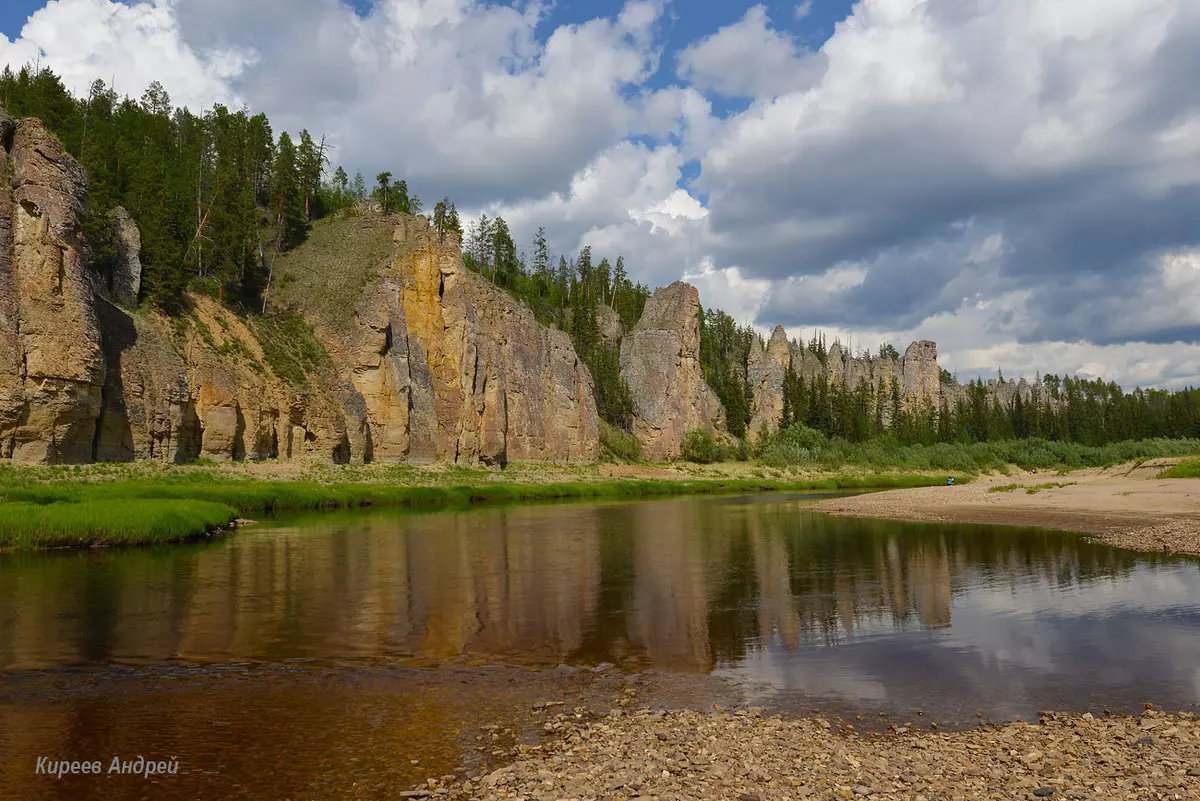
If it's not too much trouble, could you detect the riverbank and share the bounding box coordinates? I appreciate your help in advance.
[0,461,967,551]
[431,704,1200,800]
[816,458,1200,557]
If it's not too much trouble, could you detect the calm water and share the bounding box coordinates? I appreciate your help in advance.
[2,494,1200,799]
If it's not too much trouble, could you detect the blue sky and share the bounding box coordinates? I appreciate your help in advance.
[2,0,1200,389]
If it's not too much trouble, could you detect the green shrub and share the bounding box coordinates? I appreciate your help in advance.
[750,432,1200,473]
[599,422,642,462]
[681,428,719,464]
[1161,458,1200,478]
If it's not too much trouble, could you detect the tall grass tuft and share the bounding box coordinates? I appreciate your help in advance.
[1161,459,1200,479]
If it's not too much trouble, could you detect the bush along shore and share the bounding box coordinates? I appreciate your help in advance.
[0,466,965,552]
[429,703,1200,801]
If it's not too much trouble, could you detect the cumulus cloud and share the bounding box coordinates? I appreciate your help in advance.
[675,5,827,99]
[0,0,247,108]
[2,0,1199,389]
[699,0,1200,350]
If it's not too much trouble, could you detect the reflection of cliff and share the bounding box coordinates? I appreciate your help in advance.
[627,501,715,670]
[0,501,1159,672]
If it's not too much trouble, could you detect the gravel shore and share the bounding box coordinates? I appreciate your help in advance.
[814,461,1200,557]
[421,702,1199,801]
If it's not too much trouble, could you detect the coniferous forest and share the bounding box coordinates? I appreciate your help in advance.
[3,64,1199,460]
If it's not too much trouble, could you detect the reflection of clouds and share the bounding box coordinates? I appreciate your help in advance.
[721,588,1200,719]
[720,643,889,702]
[965,564,1200,618]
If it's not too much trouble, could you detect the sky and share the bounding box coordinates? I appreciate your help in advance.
[2,0,1199,389]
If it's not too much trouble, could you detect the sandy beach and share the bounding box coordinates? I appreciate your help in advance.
[814,459,1200,557]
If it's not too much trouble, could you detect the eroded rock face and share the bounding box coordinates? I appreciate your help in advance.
[0,108,21,457]
[746,332,962,434]
[341,215,599,465]
[597,303,622,348]
[747,325,791,438]
[0,116,106,463]
[93,295,362,465]
[620,282,725,460]
[109,206,141,306]
[901,340,941,411]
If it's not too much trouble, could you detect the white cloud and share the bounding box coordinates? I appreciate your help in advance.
[0,0,246,109]
[795,1,814,21]
[675,5,826,99]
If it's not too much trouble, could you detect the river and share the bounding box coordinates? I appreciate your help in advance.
[2,493,1199,799]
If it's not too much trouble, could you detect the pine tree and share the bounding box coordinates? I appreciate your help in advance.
[271,132,307,252]
[351,170,368,200]
[374,171,393,212]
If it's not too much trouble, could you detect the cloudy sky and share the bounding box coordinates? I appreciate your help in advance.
[2,0,1199,388]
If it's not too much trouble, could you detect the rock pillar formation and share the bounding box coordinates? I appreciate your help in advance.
[619,281,725,460]
[0,115,106,463]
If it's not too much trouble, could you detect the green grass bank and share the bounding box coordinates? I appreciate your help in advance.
[0,467,964,552]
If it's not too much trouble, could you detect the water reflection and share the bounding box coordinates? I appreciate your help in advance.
[2,495,1199,715]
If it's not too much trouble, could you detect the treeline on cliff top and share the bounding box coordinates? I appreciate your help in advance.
[3,64,1199,457]
[0,65,440,313]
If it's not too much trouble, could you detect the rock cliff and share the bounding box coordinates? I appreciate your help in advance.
[339,215,599,465]
[747,325,791,436]
[0,108,598,466]
[0,114,105,463]
[619,282,725,460]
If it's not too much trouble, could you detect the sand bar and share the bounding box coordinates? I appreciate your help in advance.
[815,459,1200,557]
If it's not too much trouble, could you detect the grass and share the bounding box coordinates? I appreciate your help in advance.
[268,215,397,335]
[0,500,238,550]
[250,310,335,387]
[988,481,1077,495]
[1160,459,1200,479]
[0,467,967,552]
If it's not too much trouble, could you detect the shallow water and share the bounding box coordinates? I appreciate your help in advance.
[2,493,1199,799]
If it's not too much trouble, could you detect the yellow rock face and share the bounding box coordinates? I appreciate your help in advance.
[341,215,600,466]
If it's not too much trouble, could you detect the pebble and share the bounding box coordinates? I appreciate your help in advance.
[421,708,1200,801]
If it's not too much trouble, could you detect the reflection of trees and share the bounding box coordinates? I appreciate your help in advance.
[0,499,1170,673]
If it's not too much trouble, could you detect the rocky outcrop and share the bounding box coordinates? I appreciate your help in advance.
[0,116,106,463]
[619,282,725,460]
[108,206,141,306]
[91,295,363,465]
[748,329,1048,435]
[901,341,941,411]
[341,215,599,466]
[747,325,790,437]
[597,303,622,348]
[0,108,21,456]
